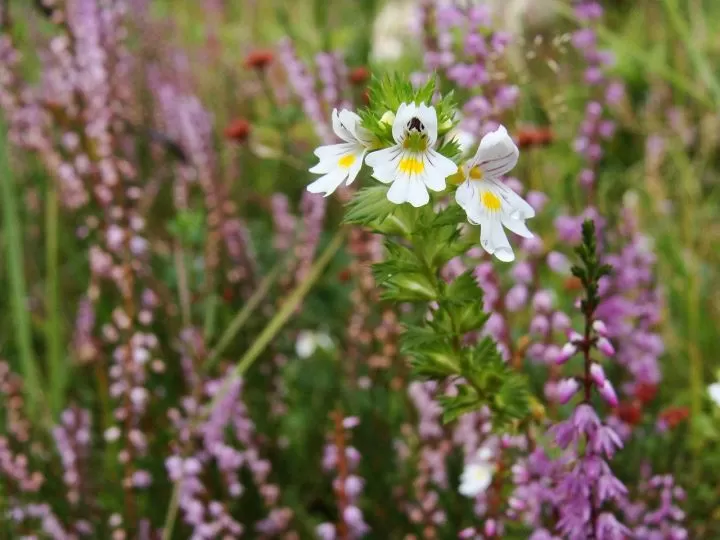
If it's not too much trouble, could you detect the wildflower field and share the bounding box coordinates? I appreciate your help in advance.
[1,0,720,538]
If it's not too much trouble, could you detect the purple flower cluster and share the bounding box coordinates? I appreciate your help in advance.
[416,1,518,134]
[570,1,625,191]
[622,472,688,539]
[278,38,334,143]
[318,414,368,539]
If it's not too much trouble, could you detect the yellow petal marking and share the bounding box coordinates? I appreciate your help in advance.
[481,191,502,211]
[337,154,356,168]
[469,166,483,180]
[398,156,425,175]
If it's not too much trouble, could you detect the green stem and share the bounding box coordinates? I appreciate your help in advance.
[0,120,43,416]
[203,254,290,372]
[46,180,65,417]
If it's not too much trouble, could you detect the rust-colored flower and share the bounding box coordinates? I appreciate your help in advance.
[658,406,690,429]
[349,66,371,85]
[516,126,554,149]
[634,382,658,404]
[224,118,251,143]
[616,401,642,426]
[564,276,583,291]
[244,49,275,70]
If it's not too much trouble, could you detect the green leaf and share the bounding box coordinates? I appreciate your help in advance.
[380,272,438,302]
[445,270,482,305]
[344,185,395,226]
[409,341,462,378]
[438,385,481,424]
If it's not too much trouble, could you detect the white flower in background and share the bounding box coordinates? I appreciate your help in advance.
[455,125,535,262]
[459,446,496,497]
[708,383,720,407]
[295,331,334,359]
[365,102,458,207]
[307,109,372,197]
[371,1,415,62]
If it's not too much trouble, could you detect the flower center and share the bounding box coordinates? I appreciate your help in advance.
[481,191,502,211]
[337,154,356,168]
[398,156,425,175]
[469,166,483,180]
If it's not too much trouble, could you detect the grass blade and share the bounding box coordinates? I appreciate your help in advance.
[0,119,43,415]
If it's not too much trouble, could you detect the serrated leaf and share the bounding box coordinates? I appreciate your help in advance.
[446,270,482,305]
[344,185,395,226]
[401,325,449,353]
[380,272,438,301]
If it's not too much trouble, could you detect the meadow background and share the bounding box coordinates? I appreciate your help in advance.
[0,0,719,538]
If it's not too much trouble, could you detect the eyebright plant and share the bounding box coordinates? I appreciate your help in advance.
[306,75,533,426]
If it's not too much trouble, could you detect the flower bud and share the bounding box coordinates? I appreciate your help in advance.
[557,378,580,404]
[556,343,577,365]
[599,380,619,407]
[597,337,615,357]
[589,363,606,387]
[592,319,609,337]
[379,110,395,126]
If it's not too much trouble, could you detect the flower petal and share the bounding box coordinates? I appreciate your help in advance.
[455,181,484,224]
[392,102,414,143]
[345,150,366,186]
[480,217,515,262]
[406,178,430,207]
[416,102,439,145]
[366,146,402,184]
[313,142,355,162]
[491,179,536,220]
[386,177,410,204]
[502,216,534,238]
[306,169,347,197]
[470,125,519,177]
[423,149,457,191]
[332,109,362,143]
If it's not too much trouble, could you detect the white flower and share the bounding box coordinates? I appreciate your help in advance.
[371,1,414,62]
[708,383,720,407]
[455,125,535,262]
[307,109,371,197]
[365,102,458,207]
[295,330,334,359]
[459,447,496,498]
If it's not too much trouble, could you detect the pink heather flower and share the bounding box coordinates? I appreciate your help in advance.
[552,312,571,332]
[532,291,553,313]
[557,378,580,405]
[596,512,631,539]
[597,337,616,357]
[506,285,529,312]
[599,380,619,407]
[590,363,607,387]
[547,251,571,274]
[342,416,360,429]
[556,343,578,365]
[592,319,609,337]
[484,519,498,537]
[592,426,623,459]
[316,522,336,540]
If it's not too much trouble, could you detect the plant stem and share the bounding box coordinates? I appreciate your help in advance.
[0,119,43,416]
[46,180,65,418]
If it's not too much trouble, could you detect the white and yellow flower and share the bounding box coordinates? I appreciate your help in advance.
[365,102,458,208]
[307,109,372,196]
[459,447,496,498]
[454,125,535,262]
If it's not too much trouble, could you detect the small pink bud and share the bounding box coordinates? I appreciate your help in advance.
[557,378,580,404]
[589,363,606,387]
[569,331,583,343]
[599,381,619,407]
[592,319,608,337]
[342,416,360,429]
[484,519,498,537]
[597,337,615,357]
[556,343,577,365]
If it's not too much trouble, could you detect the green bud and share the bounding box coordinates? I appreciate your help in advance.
[379,110,395,126]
